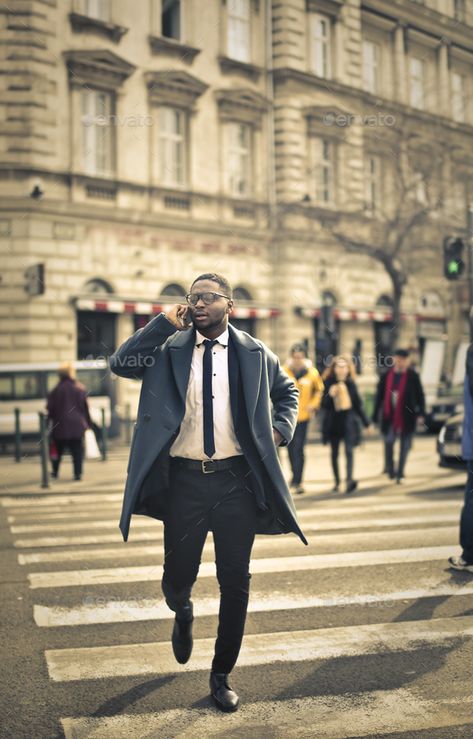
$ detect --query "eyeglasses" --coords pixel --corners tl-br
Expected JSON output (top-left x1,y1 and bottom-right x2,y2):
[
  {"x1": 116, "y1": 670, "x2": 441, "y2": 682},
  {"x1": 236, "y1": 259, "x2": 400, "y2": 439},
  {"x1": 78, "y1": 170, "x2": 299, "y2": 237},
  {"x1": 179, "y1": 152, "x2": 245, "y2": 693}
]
[{"x1": 186, "y1": 292, "x2": 230, "y2": 306}]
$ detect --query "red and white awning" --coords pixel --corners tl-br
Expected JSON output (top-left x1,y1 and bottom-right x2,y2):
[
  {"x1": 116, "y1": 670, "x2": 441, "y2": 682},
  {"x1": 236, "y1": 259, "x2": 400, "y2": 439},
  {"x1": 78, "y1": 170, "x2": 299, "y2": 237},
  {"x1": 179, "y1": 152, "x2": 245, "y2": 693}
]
[
  {"x1": 299, "y1": 307, "x2": 397, "y2": 322},
  {"x1": 298, "y1": 307, "x2": 445, "y2": 323},
  {"x1": 75, "y1": 297, "x2": 280, "y2": 319}
]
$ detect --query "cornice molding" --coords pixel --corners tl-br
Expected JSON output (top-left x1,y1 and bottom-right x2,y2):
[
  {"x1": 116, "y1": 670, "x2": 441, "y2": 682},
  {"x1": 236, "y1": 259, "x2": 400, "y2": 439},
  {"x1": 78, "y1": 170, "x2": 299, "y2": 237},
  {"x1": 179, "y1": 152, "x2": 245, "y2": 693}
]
[
  {"x1": 148, "y1": 35, "x2": 201, "y2": 62},
  {"x1": 68, "y1": 12, "x2": 128, "y2": 43},
  {"x1": 145, "y1": 70, "x2": 208, "y2": 108},
  {"x1": 215, "y1": 88, "x2": 269, "y2": 126},
  {"x1": 63, "y1": 49, "x2": 136, "y2": 89},
  {"x1": 218, "y1": 55, "x2": 263, "y2": 81}
]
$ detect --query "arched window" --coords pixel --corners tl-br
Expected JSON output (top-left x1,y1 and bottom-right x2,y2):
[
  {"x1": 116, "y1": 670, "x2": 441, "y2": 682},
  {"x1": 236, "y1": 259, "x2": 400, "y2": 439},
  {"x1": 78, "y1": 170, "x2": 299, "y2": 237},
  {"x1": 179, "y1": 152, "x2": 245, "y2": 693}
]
[
  {"x1": 374, "y1": 294, "x2": 394, "y2": 374},
  {"x1": 160, "y1": 283, "x2": 186, "y2": 297},
  {"x1": 233, "y1": 286, "x2": 253, "y2": 301},
  {"x1": 315, "y1": 290, "x2": 339, "y2": 374},
  {"x1": 83, "y1": 278, "x2": 114, "y2": 294},
  {"x1": 376, "y1": 294, "x2": 393, "y2": 308},
  {"x1": 322, "y1": 290, "x2": 337, "y2": 307}
]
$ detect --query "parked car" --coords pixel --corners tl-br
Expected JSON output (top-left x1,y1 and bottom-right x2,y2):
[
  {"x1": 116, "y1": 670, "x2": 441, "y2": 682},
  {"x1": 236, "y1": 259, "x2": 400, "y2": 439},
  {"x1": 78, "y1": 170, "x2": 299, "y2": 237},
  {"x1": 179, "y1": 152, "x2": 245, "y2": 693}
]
[
  {"x1": 437, "y1": 412, "x2": 466, "y2": 470},
  {"x1": 425, "y1": 385, "x2": 463, "y2": 433}
]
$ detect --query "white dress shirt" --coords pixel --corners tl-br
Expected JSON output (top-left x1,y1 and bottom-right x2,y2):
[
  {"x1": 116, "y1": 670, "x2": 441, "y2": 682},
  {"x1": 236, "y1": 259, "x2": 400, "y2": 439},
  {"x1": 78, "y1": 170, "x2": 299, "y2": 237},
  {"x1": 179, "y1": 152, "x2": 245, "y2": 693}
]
[{"x1": 169, "y1": 327, "x2": 243, "y2": 460}]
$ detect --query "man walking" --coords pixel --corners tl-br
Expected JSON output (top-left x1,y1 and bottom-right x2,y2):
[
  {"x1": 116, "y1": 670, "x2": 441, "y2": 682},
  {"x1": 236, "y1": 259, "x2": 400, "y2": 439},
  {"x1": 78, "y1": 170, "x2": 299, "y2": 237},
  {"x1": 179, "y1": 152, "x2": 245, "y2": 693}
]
[
  {"x1": 372, "y1": 349, "x2": 425, "y2": 484},
  {"x1": 449, "y1": 343, "x2": 473, "y2": 573},
  {"x1": 283, "y1": 344, "x2": 324, "y2": 495},
  {"x1": 109, "y1": 273, "x2": 306, "y2": 712}
]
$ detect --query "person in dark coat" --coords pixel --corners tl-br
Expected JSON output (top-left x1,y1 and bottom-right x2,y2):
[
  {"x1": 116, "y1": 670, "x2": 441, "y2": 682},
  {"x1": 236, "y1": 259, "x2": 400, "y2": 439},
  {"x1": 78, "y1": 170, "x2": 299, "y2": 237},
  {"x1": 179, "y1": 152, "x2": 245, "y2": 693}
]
[
  {"x1": 449, "y1": 343, "x2": 473, "y2": 573},
  {"x1": 46, "y1": 363, "x2": 92, "y2": 480},
  {"x1": 372, "y1": 349, "x2": 425, "y2": 484},
  {"x1": 321, "y1": 355, "x2": 371, "y2": 493},
  {"x1": 109, "y1": 272, "x2": 304, "y2": 713}
]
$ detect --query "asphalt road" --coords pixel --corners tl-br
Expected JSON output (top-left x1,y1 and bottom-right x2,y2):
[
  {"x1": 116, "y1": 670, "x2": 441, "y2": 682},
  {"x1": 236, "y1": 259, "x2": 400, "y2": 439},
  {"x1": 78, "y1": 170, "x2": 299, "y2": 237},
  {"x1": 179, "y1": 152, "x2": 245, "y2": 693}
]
[{"x1": 1, "y1": 436, "x2": 473, "y2": 739}]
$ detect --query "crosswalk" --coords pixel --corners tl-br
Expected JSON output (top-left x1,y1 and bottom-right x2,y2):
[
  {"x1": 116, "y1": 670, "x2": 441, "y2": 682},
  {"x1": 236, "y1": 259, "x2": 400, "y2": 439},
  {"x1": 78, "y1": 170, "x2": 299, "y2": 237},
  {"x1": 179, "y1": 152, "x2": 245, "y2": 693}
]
[{"x1": 3, "y1": 473, "x2": 473, "y2": 738}]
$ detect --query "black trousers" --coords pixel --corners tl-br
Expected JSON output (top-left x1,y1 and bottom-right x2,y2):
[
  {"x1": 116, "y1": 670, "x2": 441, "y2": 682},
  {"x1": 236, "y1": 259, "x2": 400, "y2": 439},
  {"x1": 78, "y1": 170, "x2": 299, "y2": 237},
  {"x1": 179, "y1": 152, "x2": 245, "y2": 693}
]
[
  {"x1": 287, "y1": 420, "x2": 308, "y2": 485},
  {"x1": 52, "y1": 438, "x2": 83, "y2": 479},
  {"x1": 330, "y1": 433, "x2": 354, "y2": 484},
  {"x1": 384, "y1": 426, "x2": 413, "y2": 479},
  {"x1": 460, "y1": 460, "x2": 473, "y2": 563},
  {"x1": 161, "y1": 457, "x2": 258, "y2": 674}
]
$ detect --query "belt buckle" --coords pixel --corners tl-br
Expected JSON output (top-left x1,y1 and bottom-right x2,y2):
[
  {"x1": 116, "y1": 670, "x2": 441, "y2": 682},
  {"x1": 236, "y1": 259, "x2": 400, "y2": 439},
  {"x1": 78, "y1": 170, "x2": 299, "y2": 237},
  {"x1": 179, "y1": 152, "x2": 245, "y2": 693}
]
[{"x1": 202, "y1": 459, "x2": 215, "y2": 474}]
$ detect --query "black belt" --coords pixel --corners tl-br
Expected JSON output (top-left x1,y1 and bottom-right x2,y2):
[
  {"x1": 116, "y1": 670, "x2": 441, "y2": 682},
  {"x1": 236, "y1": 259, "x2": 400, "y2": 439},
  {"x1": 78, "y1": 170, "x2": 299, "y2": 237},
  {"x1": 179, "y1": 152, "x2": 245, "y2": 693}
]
[{"x1": 170, "y1": 455, "x2": 247, "y2": 474}]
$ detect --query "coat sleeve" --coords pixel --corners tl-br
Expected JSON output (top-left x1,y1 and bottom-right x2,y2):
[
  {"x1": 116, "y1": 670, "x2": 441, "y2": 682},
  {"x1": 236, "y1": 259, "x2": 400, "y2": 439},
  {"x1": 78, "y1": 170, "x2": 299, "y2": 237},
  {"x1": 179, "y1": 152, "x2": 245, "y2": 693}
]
[
  {"x1": 413, "y1": 371, "x2": 426, "y2": 416},
  {"x1": 372, "y1": 375, "x2": 385, "y2": 424},
  {"x1": 266, "y1": 349, "x2": 299, "y2": 446},
  {"x1": 352, "y1": 383, "x2": 370, "y2": 427},
  {"x1": 109, "y1": 313, "x2": 177, "y2": 380},
  {"x1": 467, "y1": 344, "x2": 473, "y2": 399}
]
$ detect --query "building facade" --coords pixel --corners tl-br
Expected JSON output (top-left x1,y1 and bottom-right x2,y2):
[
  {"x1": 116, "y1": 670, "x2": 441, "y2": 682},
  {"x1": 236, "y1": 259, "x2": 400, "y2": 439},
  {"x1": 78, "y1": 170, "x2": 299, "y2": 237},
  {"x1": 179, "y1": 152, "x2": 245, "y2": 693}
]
[{"x1": 1, "y1": 0, "x2": 472, "y2": 414}]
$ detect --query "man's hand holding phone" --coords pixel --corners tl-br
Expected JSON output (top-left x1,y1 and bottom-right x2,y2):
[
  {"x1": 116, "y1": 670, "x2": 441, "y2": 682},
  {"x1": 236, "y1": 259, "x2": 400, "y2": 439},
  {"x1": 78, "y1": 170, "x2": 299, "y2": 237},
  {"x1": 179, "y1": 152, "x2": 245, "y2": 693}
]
[{"x1": 165, "y1": 304, "x2": 193, "y2": 331}]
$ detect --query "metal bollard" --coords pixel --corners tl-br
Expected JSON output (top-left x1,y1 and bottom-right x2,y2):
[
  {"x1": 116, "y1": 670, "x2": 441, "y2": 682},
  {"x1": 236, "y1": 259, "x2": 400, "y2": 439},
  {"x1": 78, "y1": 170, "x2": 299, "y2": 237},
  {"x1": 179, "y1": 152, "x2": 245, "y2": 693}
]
[
  {"x1": 14, "y1": 407, "x2": 21, "y2": 462},
  {"x1": 38, "y1": 412, "x2": 50, "y2": 489},
  {"x1": 101, "y1": 407, "x2": 107, "y2": 461}
]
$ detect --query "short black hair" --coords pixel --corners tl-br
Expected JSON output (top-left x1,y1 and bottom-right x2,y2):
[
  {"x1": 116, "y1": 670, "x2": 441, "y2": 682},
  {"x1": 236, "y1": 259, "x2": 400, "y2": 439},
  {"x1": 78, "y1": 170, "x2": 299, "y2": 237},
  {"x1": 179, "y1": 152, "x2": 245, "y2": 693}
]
[
  {"x1": 290, "y1": 344, "x2": 307, "y2": 356},
  {"x1": 190, "y1": 273, "x2": 233, "y2": 298},
  {"x1": 394, "y1": 348, "x2": 410, "y2": 358}
]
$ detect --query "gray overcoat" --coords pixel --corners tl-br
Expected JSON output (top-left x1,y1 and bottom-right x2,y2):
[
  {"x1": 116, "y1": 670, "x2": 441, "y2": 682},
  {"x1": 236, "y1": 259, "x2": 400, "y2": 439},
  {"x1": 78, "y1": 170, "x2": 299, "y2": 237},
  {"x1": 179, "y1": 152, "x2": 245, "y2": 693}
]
[{"x1": 109, "y1": 313, "x2": 307, "y2": 545}]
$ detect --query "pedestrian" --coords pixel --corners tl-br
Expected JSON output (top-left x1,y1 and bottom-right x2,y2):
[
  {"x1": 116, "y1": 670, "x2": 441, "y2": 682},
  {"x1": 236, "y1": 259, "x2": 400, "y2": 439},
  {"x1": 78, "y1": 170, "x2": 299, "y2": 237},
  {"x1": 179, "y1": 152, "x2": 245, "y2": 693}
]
[
  {"x1": 321, "y1": 354, "x2": 371, "y2": 493},
  {"x1": 46, "y1": 363, "x2": 92, "y2": 481},
  {"x1": 449, "y1": 343, "x2": 473, "y2": 573},
  {"x1": 283, "y1": 344, "x2": 324, "y2": 495},
  {"x1": 372, "y1": 349, "x2": 425, "y2": 484},
  {"x1": 109, "y1": 272, "x2": 306, "y2": 713}
]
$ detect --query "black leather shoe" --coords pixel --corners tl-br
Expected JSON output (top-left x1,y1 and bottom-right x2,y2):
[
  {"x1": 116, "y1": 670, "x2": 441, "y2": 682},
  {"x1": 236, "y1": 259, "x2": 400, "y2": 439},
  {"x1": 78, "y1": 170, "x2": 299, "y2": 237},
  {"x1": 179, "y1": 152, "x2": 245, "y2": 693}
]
[
  {"x1": 171, "y1": 607, "x2": 193, "y2": 665},
  {"x1": 209, "y1": 672, "x2": 239, "y2": 712}
]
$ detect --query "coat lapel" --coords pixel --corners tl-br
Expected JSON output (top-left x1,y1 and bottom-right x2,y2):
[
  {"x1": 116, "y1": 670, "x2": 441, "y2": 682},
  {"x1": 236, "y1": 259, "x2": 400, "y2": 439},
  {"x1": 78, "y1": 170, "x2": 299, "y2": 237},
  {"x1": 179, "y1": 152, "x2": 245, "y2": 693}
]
[
  {"x1": 228, "y1": 337, "x2": 240, "y2": 427},
  {"x1": 228, "y1": 324, "x2": 262, "y2": 425},
  {"x1": 168, "y1": 328, "x2": 195, "y2": 406}
]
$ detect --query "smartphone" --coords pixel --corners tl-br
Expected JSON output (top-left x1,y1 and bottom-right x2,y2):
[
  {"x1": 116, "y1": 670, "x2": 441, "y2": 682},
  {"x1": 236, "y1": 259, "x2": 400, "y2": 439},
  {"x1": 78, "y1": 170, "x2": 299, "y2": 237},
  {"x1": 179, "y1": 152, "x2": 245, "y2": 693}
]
[{"x1": 177, "y1": 305, "x2": 193, "y2": 329}]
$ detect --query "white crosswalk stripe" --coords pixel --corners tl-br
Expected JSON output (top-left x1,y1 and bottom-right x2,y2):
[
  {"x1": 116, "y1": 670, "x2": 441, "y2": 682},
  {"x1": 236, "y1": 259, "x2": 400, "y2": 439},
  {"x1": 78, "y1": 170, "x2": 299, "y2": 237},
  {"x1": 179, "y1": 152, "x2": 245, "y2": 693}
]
[
  {"x1": 45, "y1": 616, "x2": 473, "y2": 681},
  {"x1": 60, "y1": 692, "x2": 473, "y2": 739},
  {"x1": 25, "y1": 545, "x2": 458, "y2": 588},
  {"x1": 3, "y1": 477, "x2": 471, "y2": 738}
]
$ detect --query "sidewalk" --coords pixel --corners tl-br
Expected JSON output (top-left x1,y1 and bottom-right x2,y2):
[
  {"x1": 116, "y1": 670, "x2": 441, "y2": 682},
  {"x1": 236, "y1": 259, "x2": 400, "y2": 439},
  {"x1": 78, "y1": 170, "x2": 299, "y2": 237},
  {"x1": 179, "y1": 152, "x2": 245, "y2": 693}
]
[{"x1": 0, "y1": 435, "x2": 465, "y2": 499}]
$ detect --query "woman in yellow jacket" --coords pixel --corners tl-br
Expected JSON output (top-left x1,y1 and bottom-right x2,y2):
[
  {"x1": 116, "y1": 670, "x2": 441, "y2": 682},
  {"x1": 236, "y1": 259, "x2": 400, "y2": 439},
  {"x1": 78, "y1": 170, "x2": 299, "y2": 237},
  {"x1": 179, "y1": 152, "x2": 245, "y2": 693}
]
[{"x1": 283, "y1": 345, "x2": 324, "y2": 494}]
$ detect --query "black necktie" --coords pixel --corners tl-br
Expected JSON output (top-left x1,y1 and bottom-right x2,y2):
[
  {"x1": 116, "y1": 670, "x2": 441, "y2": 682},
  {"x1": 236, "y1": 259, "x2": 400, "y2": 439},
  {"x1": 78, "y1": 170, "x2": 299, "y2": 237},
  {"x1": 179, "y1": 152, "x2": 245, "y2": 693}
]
[{"x1": 202, "y1": 339, "x2": 218, "y2": 458}]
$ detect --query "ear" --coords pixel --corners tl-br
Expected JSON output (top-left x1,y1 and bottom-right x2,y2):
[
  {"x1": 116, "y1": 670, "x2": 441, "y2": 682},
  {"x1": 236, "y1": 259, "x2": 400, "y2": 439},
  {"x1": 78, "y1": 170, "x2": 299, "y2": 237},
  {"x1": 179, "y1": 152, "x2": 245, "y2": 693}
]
[{"x1": 226, "y1": 299, "x2": 233, "y2": 314}]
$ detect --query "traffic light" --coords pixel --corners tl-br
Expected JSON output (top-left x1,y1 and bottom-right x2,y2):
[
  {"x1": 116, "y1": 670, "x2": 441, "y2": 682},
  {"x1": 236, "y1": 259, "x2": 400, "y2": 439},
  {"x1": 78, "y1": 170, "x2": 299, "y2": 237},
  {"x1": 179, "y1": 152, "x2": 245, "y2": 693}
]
[{"x1": 443, "y1": 237, "x2": 465, "y2": 281}]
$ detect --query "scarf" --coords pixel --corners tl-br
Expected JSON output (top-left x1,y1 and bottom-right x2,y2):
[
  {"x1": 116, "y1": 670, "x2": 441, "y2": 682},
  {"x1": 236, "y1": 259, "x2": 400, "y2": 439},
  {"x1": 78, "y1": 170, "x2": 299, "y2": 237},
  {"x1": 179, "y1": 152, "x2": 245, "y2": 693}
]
[
  {"x1": 383, "y1": 369, "x2": 408, "y2": 432},
  {"x1": 333, "y1": 381, "x2": 352, "y2": 412}
]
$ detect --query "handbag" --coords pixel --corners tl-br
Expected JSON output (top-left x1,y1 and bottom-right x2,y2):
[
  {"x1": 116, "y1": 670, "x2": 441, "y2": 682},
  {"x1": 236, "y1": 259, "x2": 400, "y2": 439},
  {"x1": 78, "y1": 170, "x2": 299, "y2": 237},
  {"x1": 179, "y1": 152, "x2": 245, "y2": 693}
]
[{"x1": 84, "y1": 428, "x2": 101, "y2": 459}]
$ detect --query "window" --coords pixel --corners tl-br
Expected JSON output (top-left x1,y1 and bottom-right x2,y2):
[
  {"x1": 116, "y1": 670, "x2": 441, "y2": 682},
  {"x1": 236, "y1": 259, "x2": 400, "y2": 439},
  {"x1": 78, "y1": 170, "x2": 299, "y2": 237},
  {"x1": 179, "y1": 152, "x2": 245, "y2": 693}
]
[
  {"x1": 452, "y1": 72, "x2": 467, "y2": 123},
  {"x1": 409, "y1": 57, "x2": 425, "y2": 109},
  {"x1": 309, "y1": 13, "x2": 331, "y2": 78},
  {"x1": 227, "y1": 122, "x2": 251, "y2": 197},
  {"x1": 159, "y1": 107, "x2": 186, "y2": 187},
  {"x1": 227, "y1": 0, "x2": 250, "y2": 63},
  {"x1": 81, "y1": 90, "x2": 114, "y2": 176},
  {"x1": 312, "y1": 139, "x2": 335, "y2": 204},
  {"x1": 83, "y1": 0, "x2": 110, "y2": 21},
  {"x1": 454, "y1": 0, "x2": 466, "y2": 22},
  {"x1": 365, "y1": 155, "x2": 382, "y2": 213},
  {"x1": 162, "y1": 0, "x2": 181, "y2": 40},
  {"x1": 362, "y1": 40, "x2": 380, "y2": 94}
]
